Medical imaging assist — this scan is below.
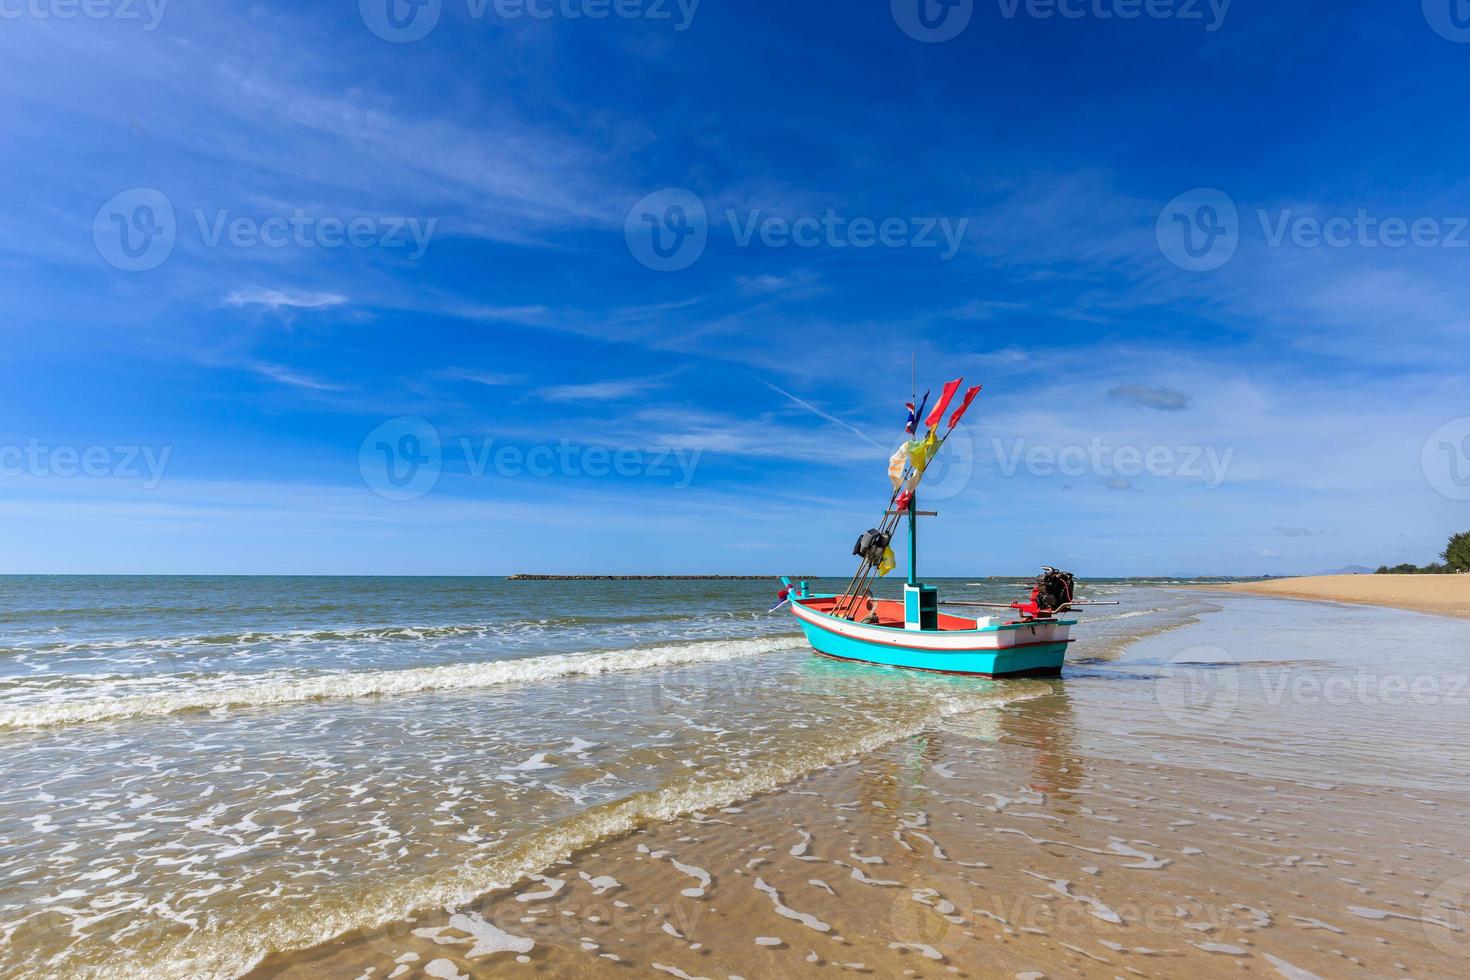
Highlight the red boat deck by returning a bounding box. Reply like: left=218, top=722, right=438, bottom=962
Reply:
left=800, top=596, right=982, bottom=631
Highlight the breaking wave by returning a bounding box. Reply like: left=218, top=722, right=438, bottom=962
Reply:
left=16, top=611, right=770, bottom=656
left=0, top=635, right=804, bottom=730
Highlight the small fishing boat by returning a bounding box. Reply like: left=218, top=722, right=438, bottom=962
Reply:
left=785, top=586, right=1074, bottom=678
left=777, top=378, right=1108, bottom=678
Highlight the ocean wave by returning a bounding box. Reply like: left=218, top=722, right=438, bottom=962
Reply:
left=0, top=636, right=804, bottom=730
left=83, top=684, right=1050, bottom=980
left=1086, top=607, right=1166, bottom=622
left=1074, top=599, right=1216, bottom=663
left=13, top=611, right=772, bottom=656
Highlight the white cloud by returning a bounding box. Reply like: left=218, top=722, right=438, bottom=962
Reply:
left=224, top=289, right=348, bottom=312
left=450, top=305, right=551, bottom=323
left=245, top=362, right=345, bottom=392
left=735, top=271, right=825, bottom=298
left=438, top=369, right=524, bottom=388
left=543, top=377, right=667, bottom=402
left=1108, top=384, right=1191, bottom=412
left=759, top=380, right=883, bottom=449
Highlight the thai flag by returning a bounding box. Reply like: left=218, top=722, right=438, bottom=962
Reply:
left=905, top=391, right=929, bottom=435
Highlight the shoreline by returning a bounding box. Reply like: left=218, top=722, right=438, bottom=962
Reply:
left=20, top=581, right=1470, bottom=978
left=253, top=676, right=1470, bottom=979
left=1186, top=573, right=1470, bottom=620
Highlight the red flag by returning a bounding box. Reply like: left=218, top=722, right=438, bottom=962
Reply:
left=924, top=378, right=964, bottom=429
left=894, top=489, right=913, bottom=512
left=947, top=385, right=983, bottom=429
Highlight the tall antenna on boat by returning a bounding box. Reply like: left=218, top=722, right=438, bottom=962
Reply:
left=908, top=350, right=919, bottom=590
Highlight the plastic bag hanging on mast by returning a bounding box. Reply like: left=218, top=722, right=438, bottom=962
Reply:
left=888, top=443, right=910, bottom=490
left=905, top=428, right=941, bottom=487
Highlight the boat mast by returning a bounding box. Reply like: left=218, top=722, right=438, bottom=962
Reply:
left=908, top=495, right=918, bottom=586
left=908, top=351, right=918, bottom=587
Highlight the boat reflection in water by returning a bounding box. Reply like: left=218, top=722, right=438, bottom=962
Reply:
left=796, top=655, right=1082, bottom=804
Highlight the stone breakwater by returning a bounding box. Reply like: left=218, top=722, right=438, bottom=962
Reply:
left=507, top=575, right=818, bottom=581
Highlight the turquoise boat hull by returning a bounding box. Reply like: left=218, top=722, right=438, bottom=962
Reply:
left=789, top=594, right=1072, bottom=678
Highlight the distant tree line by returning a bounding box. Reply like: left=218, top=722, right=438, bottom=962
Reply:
left=1376, top=530, right=1470, bottom=574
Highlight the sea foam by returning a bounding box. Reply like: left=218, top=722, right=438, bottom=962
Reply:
left=0, top=636, right=803, bottom=730
left=78, top=684, right=1048, bottom=980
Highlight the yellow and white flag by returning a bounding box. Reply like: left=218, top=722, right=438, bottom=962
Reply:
left=909, top=429, right=940, bottom=474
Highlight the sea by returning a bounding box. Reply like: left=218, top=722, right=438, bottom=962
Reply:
left=1, top=575, right=1463, bottom=978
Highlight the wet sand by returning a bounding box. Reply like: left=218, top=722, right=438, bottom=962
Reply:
left=255, top=693, right=1470, bottom=980
left=251, top=595, right=1470, bottom=979
left=1197, top=574, right=1470, bottom=620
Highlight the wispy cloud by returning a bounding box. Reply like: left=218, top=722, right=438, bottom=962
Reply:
left=543, top=376, right=668, bottom=402
left=949, top=299, right=1030, bottom=321
left=246, top=362, right=346, bottom=392
left=735, top=271, right=826, bottom=298
left=1108, top=384, right=1191, bottom=412
left=438, top=369, right=524, bottom=388
left=759, top=380, right=883, bottom=449
left=448, top=304, right=551, bottom=323
left=966, top=347, right=1031, bottom=367
left=224, top=289, right=348, bottom=312
left=616, top=407, right=882, bottom=464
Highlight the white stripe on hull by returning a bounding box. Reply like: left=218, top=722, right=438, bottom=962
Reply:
left=790, top=601, right=1071, bottom=652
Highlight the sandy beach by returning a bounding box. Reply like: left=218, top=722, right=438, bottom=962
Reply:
left=1198, top=574, right=1470, bottom=620
left=258, top=729, right=1469, bottom=980
left=8, top=580, right=1469, bottom=979
left=247, top=593, right=1470, bottom=979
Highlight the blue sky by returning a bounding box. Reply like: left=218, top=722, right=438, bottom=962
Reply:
left=2, top=0, right=1469, bottom=576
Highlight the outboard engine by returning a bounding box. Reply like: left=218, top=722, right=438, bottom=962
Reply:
left=852, top=528, right=892, bottom=564
left=1011, top=566, right=1076, bottom=619
left=1034, top=566, right=1076, bottom=613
